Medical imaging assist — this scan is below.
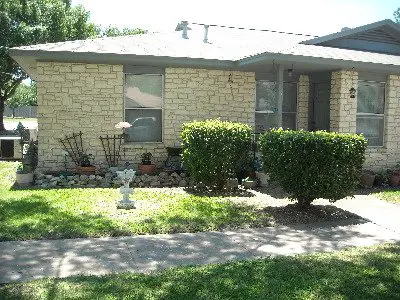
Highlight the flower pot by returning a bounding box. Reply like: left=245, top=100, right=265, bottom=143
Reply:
left=243, top=180, right=257, bottom=189
left=360, top=171, right=375, bottom=188
left=76, top=165, right=96, bottom=175
left=16, top=173, right=34, bottom=185
left=255, top=171, right=270, bottom=187
left=389, top=174, right=400, bottom=186
left=139, top=164, right=156, bottom=175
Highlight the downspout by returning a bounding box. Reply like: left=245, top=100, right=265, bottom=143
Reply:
left=276, top=65, right=284, bottom=127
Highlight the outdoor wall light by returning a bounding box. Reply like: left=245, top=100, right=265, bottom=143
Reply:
left=287, top=68, right=293, bottom=77
left=349, top=87, right=356, bottom=98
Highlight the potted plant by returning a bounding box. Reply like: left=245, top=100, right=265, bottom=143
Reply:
left=16, top=162, right=34, bottom=185
left=254, top=157, right=269, bottom=187
left=138, top=152, right=156, bottom=175
left=374, top=170, right=389, bottom=187
left=76, top=153, right=96, bottom=175
left=388, top=169, right=400, bottom=186
left=360, top=170, right=376, bottom=188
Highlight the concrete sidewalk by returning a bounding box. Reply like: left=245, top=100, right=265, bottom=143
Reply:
left=334, top=194, right=400, bottom=233
left=1, top=220, right=399, bottom=284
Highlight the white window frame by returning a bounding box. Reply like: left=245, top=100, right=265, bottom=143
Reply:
left=255, top=80, right=298, bottom=134
left=356, top=80, right=385, bottom=148
left=124, top=73, right=164, bottom=143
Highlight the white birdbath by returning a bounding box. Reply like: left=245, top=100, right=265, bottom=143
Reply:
left=116, top=169, right=136, bottom=209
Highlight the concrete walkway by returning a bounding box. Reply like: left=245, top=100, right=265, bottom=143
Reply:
left=1, top=194, right=400, bottom=284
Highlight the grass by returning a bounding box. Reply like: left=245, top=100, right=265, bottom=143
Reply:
left=1, top=243, right=399, bottom=300
left=375, top=190, right=400, bottom=204
left=0, top=162, right=272, bottom=241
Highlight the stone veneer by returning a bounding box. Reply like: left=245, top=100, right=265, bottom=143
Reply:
left=163, top=68, right=255, bottom=145
left=330, top=70, right=358, bottom=133
left=330, top=71, right=400, bottom=170
left=297, top=75, right=309, bottom=130
left=36, top=63, right=255, bottom=171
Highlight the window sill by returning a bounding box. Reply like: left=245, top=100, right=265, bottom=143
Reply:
left=122, top=141, right=164, bottom=147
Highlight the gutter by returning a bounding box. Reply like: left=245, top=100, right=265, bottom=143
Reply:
left=238, top=52, right=400, bottom=74
left=8, top=49, right=237, bottom=70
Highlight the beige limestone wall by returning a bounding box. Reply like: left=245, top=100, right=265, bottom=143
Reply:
left=36, top=64, right=255, bottom=171
left=36, top=62, right=126, bottom=171
left=364, top=75, right=400, bottom=170
left=297, top=75, right=309, bottom=130
left=329, top=71, right=400, bottom=170
left=163, top=68, right=256, bottom=145
left=330, top=70, right=358, bottom=133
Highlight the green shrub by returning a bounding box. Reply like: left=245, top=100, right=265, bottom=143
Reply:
left=181, top=119, right=253, bottom=189
left=259, top=129, right=367, bottom=208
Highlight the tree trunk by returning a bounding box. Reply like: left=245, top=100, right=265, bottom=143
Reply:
left=297, top=198, right=313, bottom=210
left=0, top=95, right=5, bottom=132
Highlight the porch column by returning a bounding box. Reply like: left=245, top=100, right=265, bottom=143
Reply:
left=297, top=75, right=309, bottom=130
left=330, top=70, right=358, bottom=133
left=276, top=65, right=284, bottom=127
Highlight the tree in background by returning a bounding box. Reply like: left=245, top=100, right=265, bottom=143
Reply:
left=394, top=8, right=400, bottom=23
left=6, top=82, right=36, bottom=117
left=0, top=0, right=98, bottom=131
left=0, top=0, right=147, bottom=131
left=99, top=26, right=146, bottom=37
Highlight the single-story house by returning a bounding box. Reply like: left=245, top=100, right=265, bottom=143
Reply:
left=9, top=19, right=400, bottom=171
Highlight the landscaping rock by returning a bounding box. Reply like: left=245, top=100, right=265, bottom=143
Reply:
left=179, top=179, right=187, bottom=187
left=33, top=170, right=191, bottom=189
left=150, top=181, right=161, bottom=187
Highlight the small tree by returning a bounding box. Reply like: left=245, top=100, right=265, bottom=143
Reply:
left=6, top=82, right=36, bottom=117
left=259, top=129, right=367, bottom=208
left=181, top=119, right=253, bottom=190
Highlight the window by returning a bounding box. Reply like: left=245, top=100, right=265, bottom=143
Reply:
left=124, top=74, right=163, bottom=142
left=356, top=81, right=385, bottom=147
left=255, top=81, right=297, bottom=134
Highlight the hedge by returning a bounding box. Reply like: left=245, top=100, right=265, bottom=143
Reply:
left=259, top=129, right=367, bottom=207
left=181, top=119, right=253, bottom=189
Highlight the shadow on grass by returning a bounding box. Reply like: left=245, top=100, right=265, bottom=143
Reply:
left=0, top=195, right=131, bottom=241
left=2, top=244, right=399, bottom=300
left=183, top=187, right=255, bottom=198
left=138, top=197, right=273, bottom=234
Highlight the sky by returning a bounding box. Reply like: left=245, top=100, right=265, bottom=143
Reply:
left=71, top=0, right=399, bottom=36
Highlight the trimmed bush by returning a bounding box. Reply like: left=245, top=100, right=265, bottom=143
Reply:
left=181, top=119, right=253, bottom=189
left=259, top=129, right=367, bottom=208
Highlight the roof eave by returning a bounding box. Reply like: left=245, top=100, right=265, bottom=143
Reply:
left=9, top=49, right=238, bottom=73
left=302, top=19, right=400, bottom=45
left=238, top=52, right=400, bottom=74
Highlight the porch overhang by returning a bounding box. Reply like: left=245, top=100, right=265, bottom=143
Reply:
left=238, top=52, right=400, bottom=75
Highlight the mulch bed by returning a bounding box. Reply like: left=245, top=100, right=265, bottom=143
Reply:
left=262, top=204, right=363, bottom=226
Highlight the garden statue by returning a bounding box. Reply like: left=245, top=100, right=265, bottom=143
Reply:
left=116, top=169, right=136, bottom=209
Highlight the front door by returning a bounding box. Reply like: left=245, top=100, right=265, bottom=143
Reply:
left=312, top=83, right=330, bottom=131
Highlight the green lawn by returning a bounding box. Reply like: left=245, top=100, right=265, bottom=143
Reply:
left=0, top=162, right=271, bottom=241
left=375, top=190, right=400, bottom=204
left=1, top=243, right=399, bottom=300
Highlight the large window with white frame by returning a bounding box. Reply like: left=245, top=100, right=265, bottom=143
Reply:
left=356, top=81, right=385, bottom=147
left=255, top=81, right=297, bottom=134
left=124, top=74, right=163, bottom=142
